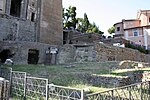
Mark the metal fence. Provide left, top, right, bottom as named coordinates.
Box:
left=1, top=67, right=83, bottom=100
left=26, top=77, right=48, bottom=100
left=11, top=71, right=26, bottom=99
left=0, top=80, right=10, bottom=100
left=47, top=84, right=84, bottom=100
left=1, top=67, right=150, bottom=100
left=86, top=81, right=150, bottom=100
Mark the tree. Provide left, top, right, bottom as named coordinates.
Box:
left=77, top=13, right=90, bottom=33
left=83, top=13, right=89, bottom=32
left=63, top=6, right=104, bottom=34
left=63, top=6, right=78, bottom=30
left=77, top=18, right=84, bottom=32
left=108, top=26, right=115, bottom=34
left=87, top=23, right=103, bottom=34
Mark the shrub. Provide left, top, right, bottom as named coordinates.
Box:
left=125, top=43, right=150, bottom=54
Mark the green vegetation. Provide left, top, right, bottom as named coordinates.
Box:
left=125, top=43, right=150, bottom=54
left=6, top=62, right=150, bottom=93
left=107, top=26, right=115, bottom=34
left=63, top=6, right=103, bottom=34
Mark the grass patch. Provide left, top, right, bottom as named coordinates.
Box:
left=4, top=62, right=150, bottom=93
left=69, top=84, right=110, bottom=93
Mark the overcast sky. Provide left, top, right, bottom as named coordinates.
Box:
left=62, top=0, right=150, bottom=36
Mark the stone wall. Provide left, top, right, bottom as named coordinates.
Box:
left=0, top=41, right=58, bottom=64
left=57, top=44, right=76, bottom=64
left=0, top=15, right=36, bottom=42
left=58, top=44, right=96, bottom=64
left=0, top=0, right=63, bottom=45
left=74, top=45, right=96, bottom=62
left=58, top=43, right=150, bottom=64
left=95, top=43, right=150, bottom=62
left=85, top=74, right=131, bottom=87
left=40, top=0, right=63, bottom=45
left=0, top=0, right=63, bottom=64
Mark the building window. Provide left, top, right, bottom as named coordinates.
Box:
left=31, top=13, right=35, bottom=22
left=132, top=29, right=139, bottom=36
left=117, top=27, right=120, bottom=31
left=10, top=0, right=22, bottom=17
left=134, top=32, right=138, bottom=36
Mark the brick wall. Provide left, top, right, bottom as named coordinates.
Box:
left=39, top=0, right=63, bottom=45
left=0, top=16, right=36, bottom=42
left=58, top=43, right=150, bottom=64
left=0, top=41, right=58, bottom=64
left=95, top=43, right=150, bottom=62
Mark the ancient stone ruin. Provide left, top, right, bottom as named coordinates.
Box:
left=0, top=0, right=63, bottom=64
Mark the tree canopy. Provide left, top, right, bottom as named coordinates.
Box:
left=63, top=6, right=103, bottom=34
left=108, top=26, right=115, bottom=34
left=63, top=6, right=78, bottom=29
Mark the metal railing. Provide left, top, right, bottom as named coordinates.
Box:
left=0, top=79, right=10, bottom=100
left=1, top=67, right=150, bottom=100
left=47, top=84, right=84, bottom=100
left=86, top=81, right=150, bottom=100
left=26, top=77, right=48, bottom=100
left=11, top=71, right=26, bottom=99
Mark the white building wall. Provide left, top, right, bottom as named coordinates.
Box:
left=124, top=30, right=129, bottom=40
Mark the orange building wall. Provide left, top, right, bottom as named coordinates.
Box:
left=114, top=10, right=150, bottom=49
left=128, top=36, right=145, bottom=46
left=139, top=14, right=148, bottom=26
left=125, top=28, right=144, bottom=46
left=123, top=20, right=140, bottom=29
left=125, top=28, right=143, bottom=37
left=114, top=23, right=124, bottom=35
left=138, top=10, right=150, bottom=26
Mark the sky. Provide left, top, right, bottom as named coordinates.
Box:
left=62, top=0, right=150, bottom=36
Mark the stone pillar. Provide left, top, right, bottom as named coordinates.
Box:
left=5, top=0, right=11, bottom=14
left=0, top=0, right=6, bottom=14
left=51, top=54, right=56, bottom=64
left=20, top=0, right=28, bottom=19
left=50, top=47, right=58, bottom=64
left=35, top=0, right=41, bottom=42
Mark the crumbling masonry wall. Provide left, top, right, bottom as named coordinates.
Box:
left=0, top=0, right=63, bottom=45
left=0, top=15, right=36, bottom=42
left=95, top=43, right=150, bottom=63
left=0, top=41, right=58, bottom=64
left=58, top=43, right=150, bottom=64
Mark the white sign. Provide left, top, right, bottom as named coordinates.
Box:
left=50, top=47, right=58, bottom=54
left=50, top=51, right=57, bottom=54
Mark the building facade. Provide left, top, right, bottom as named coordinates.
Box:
left=0, top=0, right=63, bottom=64
left=0, top=0, right=63, bottom=44
left=114, top=10, right=150, bottom=50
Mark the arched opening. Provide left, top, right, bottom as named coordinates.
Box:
left=28, top=49, right=39, bottom=64
left=0, top=49, right=11, bottom=63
